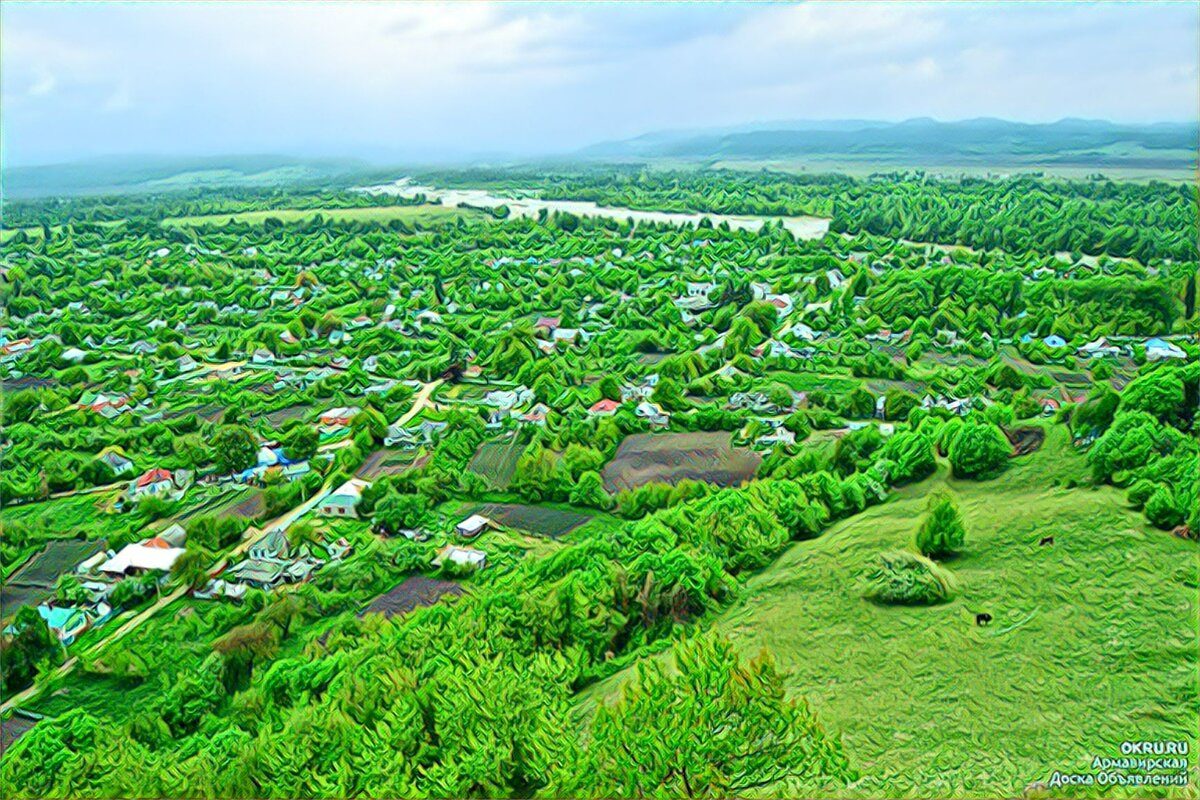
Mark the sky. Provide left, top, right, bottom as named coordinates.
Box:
left=3, top=1, right=1198, bottom=166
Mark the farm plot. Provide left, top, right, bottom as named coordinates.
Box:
left=467, top=437, right=524, bottom=490
left=471, top=503, right=591, bottom=540
left=360, top=576, right=464, bottom=619
left=0, top=715, right=39, bottom=756
left=257, top=403, right=310, bottom=427
left=7, top=539, right=108, bottom=589
left=177, top=487, right=264, bottom=523
left=357, top=448, right=426, bottom=480
left=601, top=431, right=761, bottom=494
left=1, top=584, right=51, bottom=620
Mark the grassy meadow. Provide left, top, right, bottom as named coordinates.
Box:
left=584, top=428, right=1198, bottom=797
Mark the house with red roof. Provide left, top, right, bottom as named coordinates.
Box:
left=588, top=399, right=621, bottom=417
left=131, top=468, right=174, bottom=497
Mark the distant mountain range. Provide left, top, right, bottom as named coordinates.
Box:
left=5, top=118, right=1196, bottom=199
left=578, top=117, right=1199, bottom=167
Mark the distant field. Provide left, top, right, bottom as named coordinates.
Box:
left=467, top=437, right=525, bottom=490
left=162, top=204, right=475, bottom=227
left=601, top=431, right=761, bottom=493
left=0, top=585, right=50, bottom=620
left=585, top=429, right=1197, bottom=797
left=470, top=502, right=592, bottom=540
left=705, top=156, right=1197, bottom=183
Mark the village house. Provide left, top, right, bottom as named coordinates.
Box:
left=521, top=403, right=549, bottom=426
left=455, top=514, right=495, bottom=538
left=756, top=427, right=796, bottom=449
left=319, top=406, right=361, bottom=428
left=635, top=401, right=670, bottom=428
left=1077, top=337, right=1122, bottom=359
left=534, top=316, right=561, bottom=334
left=435, top=545, right=487, bottom=571
left=100, top=539, right=187, bottom=577
left=484, top=386, right=534, bottom=410
left=97, top=448, right=134, bottom=476
left=319, top=478, right=369, bottom=518
left=35, top=605, right=93, bottom=646
left=588, top=399, right=621, bottom=417
left=130, top=467, right=174, bottom=498
left=1145, top=337, right=1186, bottom=361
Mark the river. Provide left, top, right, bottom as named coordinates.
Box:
left=356, top=179, right=831, bottom=240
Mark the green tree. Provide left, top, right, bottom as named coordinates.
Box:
left=553, top=635, right=855, bottom=798
left=210, top=425, right=258, bottom=475
left=0, top=606, right=62, bottom=694
left=914, top=493, right=967, bottom=558
left=948, top=421, right=1011, bottom=479
left=282, top=426, right=318, bottom=461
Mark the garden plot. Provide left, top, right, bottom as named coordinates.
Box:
left=601, top=431, right=761, bottom=494
left=470, top=503, right=592, bottom=540
left=7, top=539, right=108, bottom=588
left=360, top=576, right=464, bottom=619
left=467, top=437, right=524, bottom=490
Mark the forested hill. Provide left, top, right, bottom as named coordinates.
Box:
left=2, top=155, right=375, bottom=200
left=580, top=118, right=1199, bottom=169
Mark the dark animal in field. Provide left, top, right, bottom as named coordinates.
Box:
left=975, top=613, right=993, bottom=626
left=1038, top=536, right=1055, bottom=546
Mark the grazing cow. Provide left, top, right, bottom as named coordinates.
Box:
left=1039, top=535, right=1055, bottom=546
left=975, top=613, right=993, bottom=626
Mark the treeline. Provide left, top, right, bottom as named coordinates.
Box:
left=1, top=186, right=419, bottom=230
left=526, top=169, right=1197, bottom=262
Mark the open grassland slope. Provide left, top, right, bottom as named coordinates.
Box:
left=585, top=431, right=1198, bottom=798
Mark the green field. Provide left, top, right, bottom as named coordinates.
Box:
left=162, top=203, right=476, bottom=227
left=585, top=430, right=1198, bottom=797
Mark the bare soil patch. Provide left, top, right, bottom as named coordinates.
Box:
left=601, top=431, right=761, bottom=494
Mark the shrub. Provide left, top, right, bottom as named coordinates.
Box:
left=864, top=550, right=957, bottom=606
left=914, top=493, right=967, bottom=558
left=948, top=421, right=1011, bottom=479
left=1126, top=478, right=1157, bottom=510
left=1145, top=487, right=1185, bottom=530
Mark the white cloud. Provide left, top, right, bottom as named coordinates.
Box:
left=101, top=82, right=133, bottom=113
left=28, top=71, right=56, bottom=97
left=1, top=1, right=1196, bottom=164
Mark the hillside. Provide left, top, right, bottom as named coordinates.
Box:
left=582, top=428, right=1198, bottom=797
left=580, top=118, right=1200, bottom=174
left=2, top=154, right=376, bottom=199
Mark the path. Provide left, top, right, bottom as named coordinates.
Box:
left=317, top=379, right=442, bottom=453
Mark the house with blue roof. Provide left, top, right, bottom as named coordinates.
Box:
left=37, top=605, right=91, bottom=645
left=1145, top=337, right=1186, bottom=361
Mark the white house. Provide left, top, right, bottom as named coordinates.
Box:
left=455, top=514, right=494, bottom=538
left=436, top=545, right=487, bottom=571
left=319, top=479, right=369, bottom=518
left=1145, top=338, right=1186, bottom=361
left=100, top=541, right=186, bottom=576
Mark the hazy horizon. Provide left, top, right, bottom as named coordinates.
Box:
left=3, top=1, right=1198, bottom=167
